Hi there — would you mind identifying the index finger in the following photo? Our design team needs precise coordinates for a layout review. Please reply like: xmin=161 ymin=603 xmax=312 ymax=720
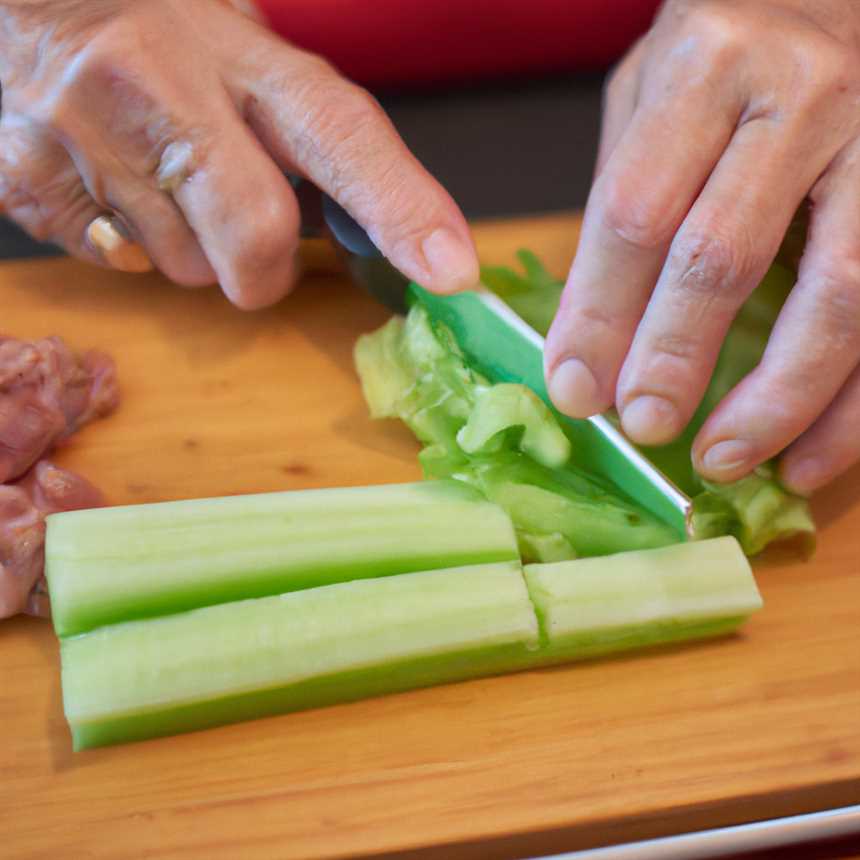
xmin=237 ymin=46 xmax=479 ymax=296
xmin=544 ymin=68 xmax=740 ymax=419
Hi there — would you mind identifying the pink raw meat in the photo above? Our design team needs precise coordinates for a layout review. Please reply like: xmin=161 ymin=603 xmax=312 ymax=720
xmin=1 ymin=461 xmax=106 ymax=618
xmin=0 ymin=336 xmax=119 ymax=483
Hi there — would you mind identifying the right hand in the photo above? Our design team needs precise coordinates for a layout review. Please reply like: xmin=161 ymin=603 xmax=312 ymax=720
xmin=0 ymin=0 xmax=479 ymax=308
xmin=543 ymin=0 xmax=860 ymax=495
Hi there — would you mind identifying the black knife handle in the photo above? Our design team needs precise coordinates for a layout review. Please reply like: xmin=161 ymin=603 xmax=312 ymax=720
xmin=289 ymin=176 xmax=409 ymax=312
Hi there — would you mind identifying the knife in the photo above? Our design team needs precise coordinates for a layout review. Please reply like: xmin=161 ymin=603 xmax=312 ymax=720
xmin=295 ymin=179 xmax=694 ymax=539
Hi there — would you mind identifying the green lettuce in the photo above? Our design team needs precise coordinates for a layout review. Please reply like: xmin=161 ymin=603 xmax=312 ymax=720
xmin=355 ymin=249 xmax=814 ymax=558
xmin=484 ymin=252 xmax=815 ymax=556
xmin=480 ymin=249 xmax=563 ymax=337
xmin=355 ymin=304 xmax=678 ymax=562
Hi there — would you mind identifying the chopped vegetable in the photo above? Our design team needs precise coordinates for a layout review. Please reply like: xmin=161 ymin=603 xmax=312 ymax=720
xmin=60 ymin=562 xmax=540 ymax=750
xmin=480 ymin=249 xmax=563 ymax=336
xmin=356 ymin=250 xmax=814 ymax=556
xmin=45 ymin=480 xmax=519 ymax=636
xmin=456 ymin=384 xmax=571 ymax=469
xmin=355 ymin=307 xmax=678 ymax=562
xmin=524 ymin=536 xmax=762 ymax=664
xmin=58 ymin=536 xmax=761 ymax=749
xmin=482 ymin=252 xmax=815 ymax=555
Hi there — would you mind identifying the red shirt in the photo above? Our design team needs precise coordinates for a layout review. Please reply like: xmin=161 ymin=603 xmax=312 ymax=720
xmin=255 ymin=1 xmax=660 ymax=87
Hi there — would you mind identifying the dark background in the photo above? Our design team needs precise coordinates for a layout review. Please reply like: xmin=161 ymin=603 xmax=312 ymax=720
xmin=0 ymin=74 xmax=604 ymax=259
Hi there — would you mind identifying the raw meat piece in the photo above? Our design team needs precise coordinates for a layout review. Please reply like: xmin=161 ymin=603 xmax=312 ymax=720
xmin=0 ymin=336 xmax=119 ymax=483
xmin=0 ymin=461 xmax=105 ymax=618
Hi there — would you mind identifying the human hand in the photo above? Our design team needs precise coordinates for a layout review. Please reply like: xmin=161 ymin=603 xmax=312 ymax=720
xmin=543 ymin=0 xmax=860 ymax=495
xmin=0 ymin=0 xmax=478 ymax=309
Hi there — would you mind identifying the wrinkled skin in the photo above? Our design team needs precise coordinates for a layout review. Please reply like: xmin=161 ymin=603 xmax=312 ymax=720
xmin=0 ymin=460 xmax=105 ymax=618
xmin=544 ymin=0 xmax=860 ymax=495
xmin=0 ymin=335 xmax=118 ymax=483
xmin=0 ymin=0 xmax=479 ymax=308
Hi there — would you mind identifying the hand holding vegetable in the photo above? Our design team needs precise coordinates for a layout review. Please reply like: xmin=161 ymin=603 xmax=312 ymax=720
xmin=0 ymin=0 xmax=479 ymax=308
xmin=544 ymin=0 xmax=860 ymax=496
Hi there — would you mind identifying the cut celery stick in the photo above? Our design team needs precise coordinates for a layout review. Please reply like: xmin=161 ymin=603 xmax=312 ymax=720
xmin=523 ymin=536 xmax=762 ymax=664
xmin=59 ymin=538 xmax=763 ymax=750
xmin=46 ymin=480 xmax=519 ymax=637
xmin=60 ymin=562 xmax=538 ymax=750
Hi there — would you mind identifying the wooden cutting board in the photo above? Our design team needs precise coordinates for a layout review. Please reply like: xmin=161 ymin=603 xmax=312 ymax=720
xmin=2 ymin=214 xmax=858 ymax=860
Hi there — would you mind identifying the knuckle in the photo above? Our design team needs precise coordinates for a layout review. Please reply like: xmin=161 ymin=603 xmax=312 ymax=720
xmin=812 ymin=264 xmax=860 ymax=345
xmin=232 ymin=194 xmax=298 ymax=274
xmin=299 ymin=78 xmax=381 ymax=148
xmin=650 ymin=330 xmax=701 ymax=364
xmin=574 ymin=302 xmax=626 ymax=334
xmin=632 ymin=327 xmax=708 ymax=394
xmin=667 ymin=228 xmax=754 ymax=301
xmin=295 ymin=81 xmax=387 ymax=193
xmin=599 ymin=178 xmax=676 ymax=251
xmin=37 ymin=25 xmax=133 ymax=130
xmin=684 ymin=2 xmax=746 ymax=67
xmin=251 ymin=49 xmax=338 ymax=109
xmin=34 ymin=33 xmax=179 ymax=178
xmin=34 ymin=19 xmax=205 ymax=179
xmin=793 ymin=41 xmax=859 ymax=108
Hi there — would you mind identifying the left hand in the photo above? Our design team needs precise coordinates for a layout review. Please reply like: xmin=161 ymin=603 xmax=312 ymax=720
xmin=0 ymin=0 xmax=478 ymax=308
xmin=543 ymin=0 xmax=860 ymax=495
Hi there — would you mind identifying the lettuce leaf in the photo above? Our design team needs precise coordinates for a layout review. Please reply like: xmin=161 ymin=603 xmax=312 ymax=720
xmin=355 ymin=305 xmax=678 ymax=562
xmin=479 ymin=252 xmax=815 ymax=556
xmin=355 ymin=248 xmax=814 ymax=558
xmin=480 ymin=249 xmax=563 ymax=337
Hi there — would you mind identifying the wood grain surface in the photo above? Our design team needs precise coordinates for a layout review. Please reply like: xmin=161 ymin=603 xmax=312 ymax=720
xmin=1 ymin=214 xmax=858 ymax=860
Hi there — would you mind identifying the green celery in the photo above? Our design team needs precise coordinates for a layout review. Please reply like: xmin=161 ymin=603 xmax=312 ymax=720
xmin=60 ymin=562 xmax=539 ymax=750
xmin=59 ymin=537 xmax=761 ymax=749
xmin=524 ymin=536 xmax=762 ymax=663
xmin=46 ymin=480 xmax=519 ymax=637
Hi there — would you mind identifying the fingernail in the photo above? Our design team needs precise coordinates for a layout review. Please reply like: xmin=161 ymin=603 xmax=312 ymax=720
xmin=621 ymin=395 xmax=681 ymax=446
xmin=548 ymin=358 xmax=601 ymax=417
xmin=782 ymin=457 xmax=822 ymax=496
xmin=421 ymin=228 xmax=479 ymax=293
xmin=701 ymin=439 xmax=753 ymax=476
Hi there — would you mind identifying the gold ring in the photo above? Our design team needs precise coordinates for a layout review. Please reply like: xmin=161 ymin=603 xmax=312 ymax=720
xmin=85 ymin=215 xmax=153 ymax=273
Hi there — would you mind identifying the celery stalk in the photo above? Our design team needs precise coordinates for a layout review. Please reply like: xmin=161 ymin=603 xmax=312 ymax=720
xmin=60 ymin=562 xmax=539 ymax=749
xmin=58 ymin=536 xmax=760 ymax=750
xmin=46 ymin=480 xmax=519 ymax=637
xmin=523 ymin=536 xmax=762 ymax=664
